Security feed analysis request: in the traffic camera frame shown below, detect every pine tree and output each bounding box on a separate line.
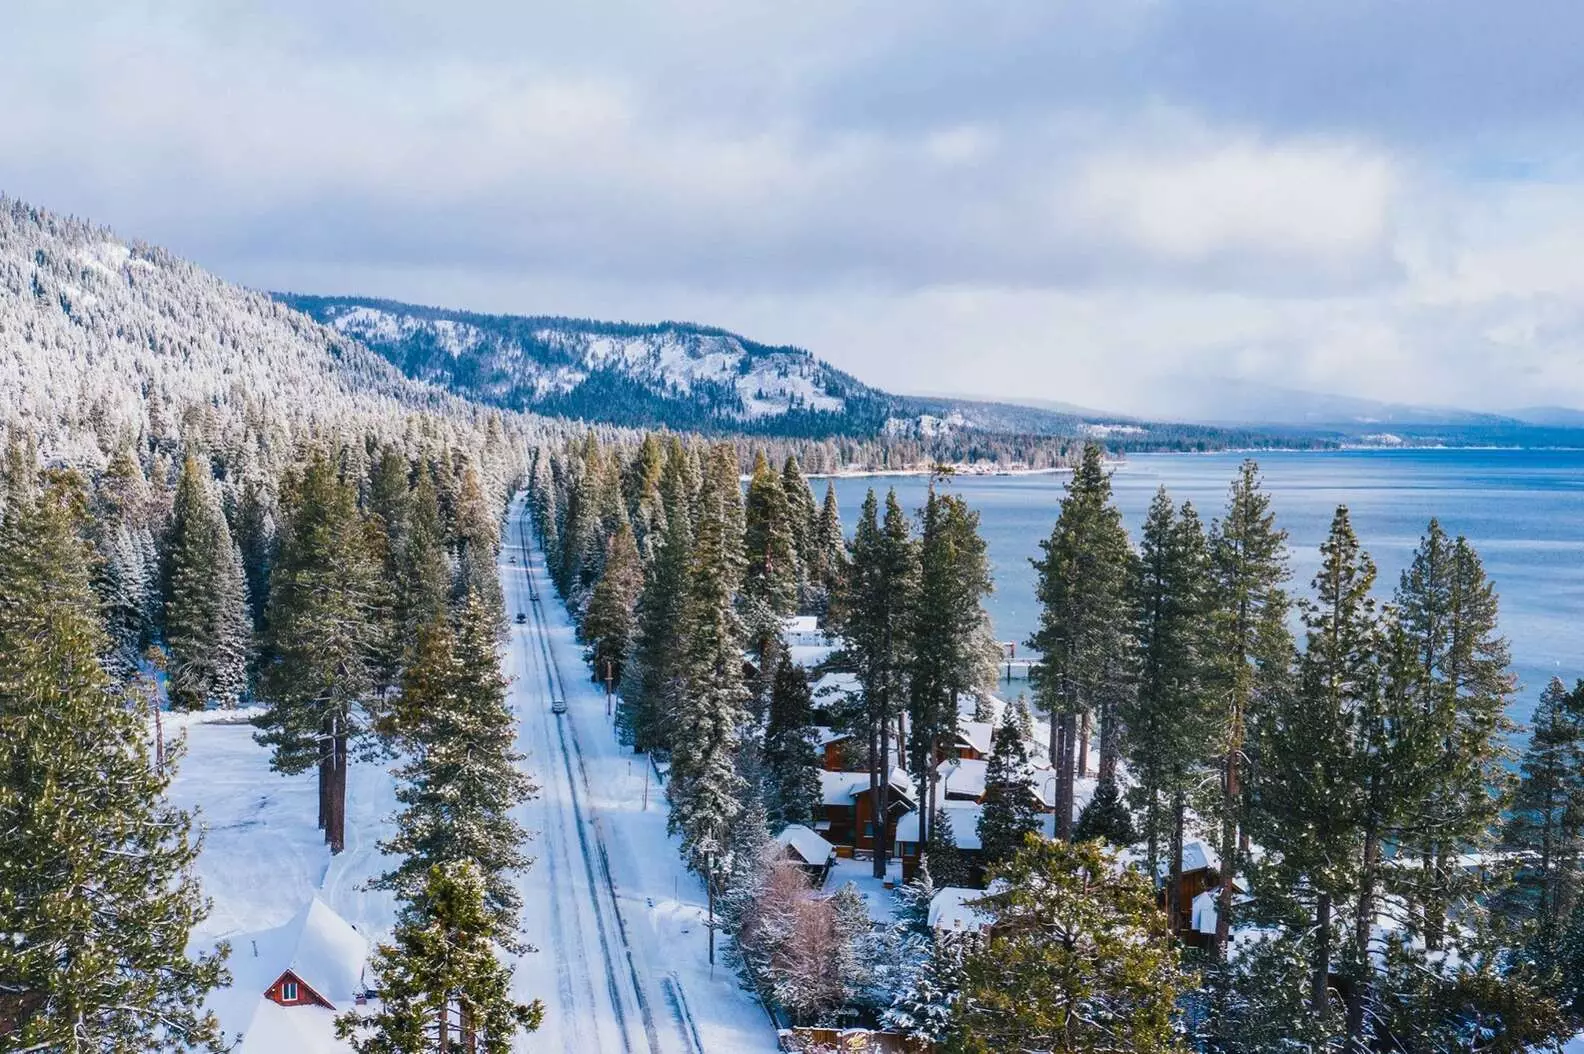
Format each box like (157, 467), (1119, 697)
(847, 489), (920, 878)
(378, 594), (535, 940)
(254, 448), (378, 853)
(1124, 489), (1217, 929)
(744, 450), (800, 620)
(1073, 778), (1137, 847)
(1251, 505), (1375, 1020)
(977, 716), (1042, 867)
(338, 862), (543, 1054)
(908, 481), (996, 846)
(780, 454), (818, 605)
(581, 522), (643, 690)
(89, 447), (158, 679)
(164, 455), (251, 710)
(809, 482), (848, 622)
(365, 447), (413, 694)
(1028, 442), (1135, 839)
(621, 439), (694, 753)
(400, 466), (452, 641)
(668, 444), (749, 963)
(1207, 459), (1293, 959)
(763, 655), (822, 830)
(1394, 521), (1517, 952)
(1502, 678), (1584, 974)
(0, 468), (227, 1050)
(947, 838), (1187, 1053)
(233, 474), (275, 631)
(886, 928), (974, 1045)
(450, 461), (504, 627)
(926, 808), (972, 887)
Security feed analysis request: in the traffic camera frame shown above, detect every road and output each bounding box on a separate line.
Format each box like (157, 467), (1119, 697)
(502, 496), (778, 1054)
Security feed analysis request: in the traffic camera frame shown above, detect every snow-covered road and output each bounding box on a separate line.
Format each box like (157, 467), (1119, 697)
(503, 496), (778, 1054)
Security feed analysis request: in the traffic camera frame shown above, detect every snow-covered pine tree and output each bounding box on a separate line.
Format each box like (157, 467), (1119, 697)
(0, 464), (227, 1050)
(450, 461), (505, 627)
(977, 715), (1042, 867)
(780, 454), (818, 605)
(885, 927), (973, 1046)
(762, 654), (822, 830)
(949, 838), (1187, 1053)
(621, 441), (695, 753)
(400, 466), (453, 643)
(847, 488), (919, 879)
(581, 522), (643, 690)
(668, 443), (750, 963)
(926, 807), (972, 888)
(337, 862), (543, 1054)
(378, 593), (535, 941)
(907, 482), (995, 845)
(808, 481), (848, 622)
(164, 454), (251, 710)
(744, 450), (801, 620)
(254, 447), (378, 853)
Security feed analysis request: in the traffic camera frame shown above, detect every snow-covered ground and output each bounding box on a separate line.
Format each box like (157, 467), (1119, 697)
(168, 495), (778, 1052)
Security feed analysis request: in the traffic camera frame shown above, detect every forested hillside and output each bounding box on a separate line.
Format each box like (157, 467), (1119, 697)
(0, 198), (533, 469)
(280, 293), (1299, 452)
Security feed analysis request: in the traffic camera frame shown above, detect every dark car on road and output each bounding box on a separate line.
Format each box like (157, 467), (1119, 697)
(551, 698), (568, 715)
(515, 612), (527, 624)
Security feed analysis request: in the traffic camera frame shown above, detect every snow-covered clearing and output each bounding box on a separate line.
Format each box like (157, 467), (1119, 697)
(169, 494), (777, 1052)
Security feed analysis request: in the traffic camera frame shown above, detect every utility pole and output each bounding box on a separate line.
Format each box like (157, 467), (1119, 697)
(604, 658), (614, 718)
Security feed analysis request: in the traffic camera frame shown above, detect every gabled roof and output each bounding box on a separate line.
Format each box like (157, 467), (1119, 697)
(775, 824), (836, 868)
(895, 799), (983, 851)
(928, 886), (993, 934)
(274, 898), (369, 1009)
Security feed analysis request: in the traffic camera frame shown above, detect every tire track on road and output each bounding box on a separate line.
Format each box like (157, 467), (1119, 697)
(518, 512), (702, 1054)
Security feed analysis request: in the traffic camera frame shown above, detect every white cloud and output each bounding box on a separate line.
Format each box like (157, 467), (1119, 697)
(1073, 137), (1397, 268)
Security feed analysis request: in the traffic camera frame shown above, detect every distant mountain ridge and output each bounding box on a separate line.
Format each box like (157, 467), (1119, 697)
(278, 293), (1269, 448)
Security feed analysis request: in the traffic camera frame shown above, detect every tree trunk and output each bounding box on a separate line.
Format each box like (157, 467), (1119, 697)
(1098, 704), (1120, 786)
(1058, 713), (1077, 840)
(328, 725), (348, 855)
(875, 694), (891, 880)
(1312, 891), (1333, 1015)
(1077, 710), (1091, 778)
(1215, 707), (1242, 960)
(1168, 790), (1186, 936)
(1348, 827), (1380, 1047)
(438, 996), (451, 1052)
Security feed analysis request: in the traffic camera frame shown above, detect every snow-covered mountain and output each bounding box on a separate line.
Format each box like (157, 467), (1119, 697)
(280, 295), (894, 436)
(0, 198), (508, 466)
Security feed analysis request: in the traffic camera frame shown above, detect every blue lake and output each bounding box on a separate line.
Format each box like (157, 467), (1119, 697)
(826, 449), (1584, 729)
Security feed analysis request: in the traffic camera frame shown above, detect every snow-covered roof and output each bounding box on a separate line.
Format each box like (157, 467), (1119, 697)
(782, 615), (819, 636)
(938, 758), (988, 800)
(955, 720), (995, 756)
(819, 768), (914, 807)
(928, 887), (993, 934)
(1190, 882), (1251, 936)
(280, 898), (369, 1007)
(213, 898), (370, 1053)
(237, 1001), (344, 1054)
(775, 824), (836, 868)
(1165, 839), (1221, 878)
(895, 800), (983, 852)
(813, 726), (852, 748)
(820, 771), (869, 806)
(810, 672), (860, 704)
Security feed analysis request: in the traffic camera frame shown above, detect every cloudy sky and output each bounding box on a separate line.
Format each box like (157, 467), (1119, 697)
(5, 1), (1583, 416)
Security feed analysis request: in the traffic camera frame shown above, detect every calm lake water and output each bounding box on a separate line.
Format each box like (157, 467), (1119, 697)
(826, 449), (1584, 729)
